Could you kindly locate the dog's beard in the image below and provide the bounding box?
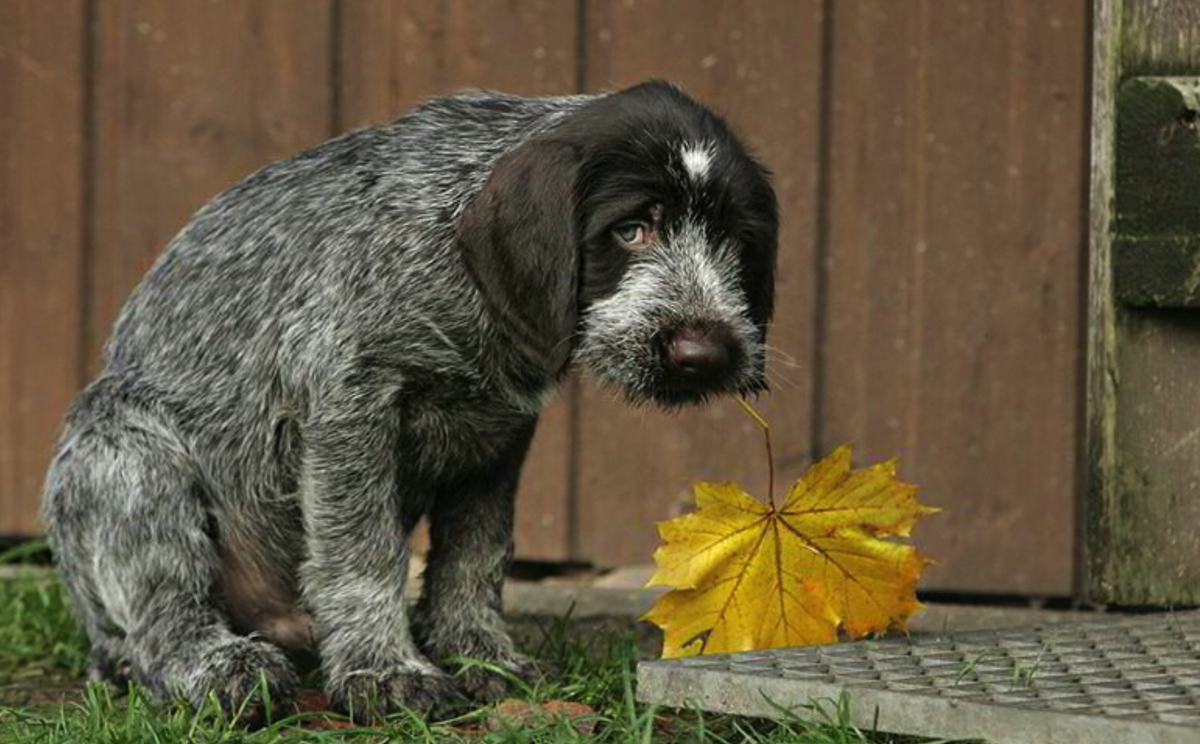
[573,314,767,410]
[576,349,767,409]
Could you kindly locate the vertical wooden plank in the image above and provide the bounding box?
[0,0,85,535]
[1109,311,1200,602]
[816,0,927,496]
[338,0,580,561]
[89,0,333,369]
[574,0,824,566]
[819,0,1087,594]
[1085,0,1122,604]
[1087,0,1200,604]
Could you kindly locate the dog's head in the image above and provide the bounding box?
[460,81,778,407]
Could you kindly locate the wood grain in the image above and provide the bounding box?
[1085,0,1121,603]
[338,0,578,128]
[574,0,825,566]
[1109,311,1200,602]
[0,0,86,535]
[1122,0,1200,75]
[817,0,1087,594]
[338,0,581,560]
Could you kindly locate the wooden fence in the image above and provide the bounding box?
[0,0,1088,596]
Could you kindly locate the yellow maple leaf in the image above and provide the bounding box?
[642,444,939,658]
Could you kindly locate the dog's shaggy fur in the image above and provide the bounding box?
[42,81,778,721]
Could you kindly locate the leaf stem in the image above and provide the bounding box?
[735,396,775,508]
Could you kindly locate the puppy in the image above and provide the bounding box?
[42,81,778,720]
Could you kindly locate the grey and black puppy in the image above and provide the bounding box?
[42,81,778,721]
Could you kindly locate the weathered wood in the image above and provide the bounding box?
[1112,78,1200,308]
[1114,237,1200,307]
[1111,311,1200,602]
[818,0,1086,594]
[574,0,824,566]
[89,0,333,371]
[1087,1,1200,603]
[1116,78,1200,237]
[337,0,581,561]
[1086,0,1123,606]
[1122,0,1200,76]
[0,0,85,535]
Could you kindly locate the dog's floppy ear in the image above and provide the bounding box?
[458,138,580,376]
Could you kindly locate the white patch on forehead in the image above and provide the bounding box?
[680,140,715,183]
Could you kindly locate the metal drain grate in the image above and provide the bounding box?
[637,612,1200,744]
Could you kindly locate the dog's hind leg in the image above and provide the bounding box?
[42,387,295,724]
[413,418,538,702]
[42,501,132,688]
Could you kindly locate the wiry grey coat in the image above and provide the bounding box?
[42,81,778,723]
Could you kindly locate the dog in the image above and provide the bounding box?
[41,80,778,721]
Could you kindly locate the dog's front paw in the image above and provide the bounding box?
[416,623,542,702]
[449,651,541,703]
[190,638,297,728]
[327,662,464,722]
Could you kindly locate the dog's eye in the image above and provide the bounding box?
[613,222,653,248]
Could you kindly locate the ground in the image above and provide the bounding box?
[0,550,973,744]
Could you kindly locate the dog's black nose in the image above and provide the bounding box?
[663,326,734,385]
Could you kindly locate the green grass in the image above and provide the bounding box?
[0,548,965,744]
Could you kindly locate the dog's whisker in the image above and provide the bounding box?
[765,358,801,385]
[766,368,801,392]
[763,344,802,368]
